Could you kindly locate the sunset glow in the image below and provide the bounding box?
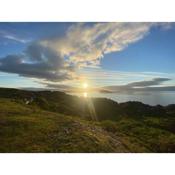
[0,22,175,105]
[1,22,175,154]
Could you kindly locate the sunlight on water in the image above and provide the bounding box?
[83,92,88,98]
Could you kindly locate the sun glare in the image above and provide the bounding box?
[83,92,87,98]
[83,82,88,89]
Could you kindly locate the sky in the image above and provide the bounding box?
[0,22,175,93]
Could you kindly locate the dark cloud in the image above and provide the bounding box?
[40,77,174,93]
[126,78,171,87]
[41,82,74,91]
[0,42,76,82]
[102,78,173,93]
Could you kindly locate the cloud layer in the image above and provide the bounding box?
[102,78,175,93]
[126,78,171,87]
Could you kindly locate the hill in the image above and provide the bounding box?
[0,87,175,152]
[0,97,128,153]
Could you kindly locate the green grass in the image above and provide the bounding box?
[0,98,128,153]
[0,88,175,153]
[99,117,175,152]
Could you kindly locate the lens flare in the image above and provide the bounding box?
[83,92,87,98]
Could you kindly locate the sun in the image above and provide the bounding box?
[83,82,88,89]
[82,82,88,98]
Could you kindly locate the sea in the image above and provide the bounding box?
[69,91,175,106]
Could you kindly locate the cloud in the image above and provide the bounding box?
[126,78,171,87]
[102,78,174,93]
[2,34,30,43]
[41,23,154,67]
[0,23,173,83]
[157,22,174,30]
[42,82,75,91]
[39,77,174,93]
[0,30,31,43]
[0,43,77,82]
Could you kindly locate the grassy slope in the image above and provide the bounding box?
[100,117,175,152]
[0,98,128,153]
[0,88,175,153]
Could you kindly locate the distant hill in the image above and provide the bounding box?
[0,87,173,120]
[0,87,175,152]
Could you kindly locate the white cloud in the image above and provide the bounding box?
[41,23,153,67]
[3,34,30,43]
[0,30,31,43]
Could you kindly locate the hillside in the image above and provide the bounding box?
[0,88,174,120]
[0,88,175,152]
[0,98,128,153]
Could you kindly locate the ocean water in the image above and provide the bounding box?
[69,91,175,106]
